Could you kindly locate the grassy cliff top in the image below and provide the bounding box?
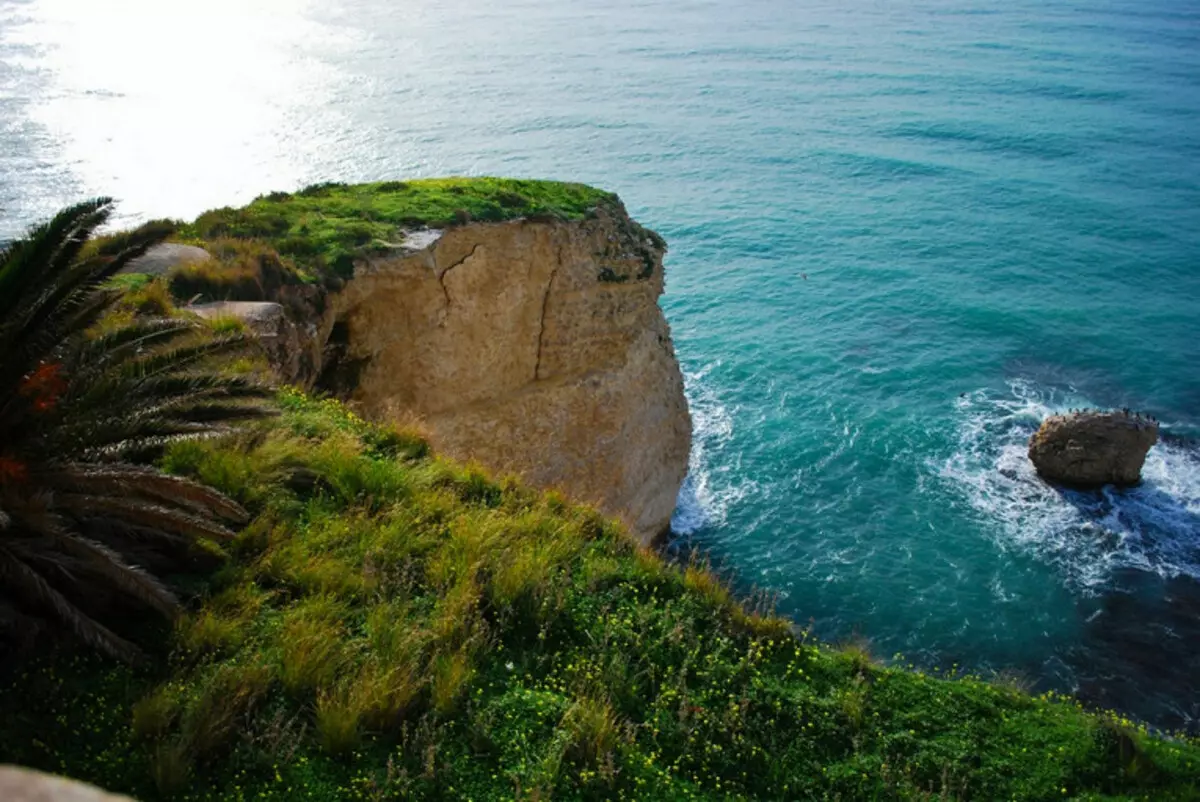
[1,392,1197,801]
[179,178,619,277]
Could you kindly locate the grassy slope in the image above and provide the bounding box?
[1,393,1196,801]
[177,178,618,278]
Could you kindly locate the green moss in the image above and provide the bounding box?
[180,178,619,278]
[1,390,1197,800]
[104,272,153,292]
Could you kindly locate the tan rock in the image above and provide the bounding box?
[0,766,134,801]
[1028,410,1158,488]
[190,300,321,386]
[318,207,691,543]
[123,243,210,276]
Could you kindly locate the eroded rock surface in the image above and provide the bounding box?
[265,206,691,543]
[1028,411,1158,488]
[323,208,689,542]
[191,300,322,386]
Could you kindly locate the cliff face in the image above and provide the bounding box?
[316,206,690,543]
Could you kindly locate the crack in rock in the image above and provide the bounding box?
[437,244,482,311]
[534,266,560,381]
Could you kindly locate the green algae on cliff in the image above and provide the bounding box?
[181,178,619,276]
[1,389,1197,801]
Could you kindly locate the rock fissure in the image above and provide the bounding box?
[437,243,482,310]
[534,266,559,381]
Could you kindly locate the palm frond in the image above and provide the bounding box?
[0,200,274,660]
[56,494,239,542]
[60,419,236,461]
[0,543,142,662]
[0,200,116,380]
[10,502,181,618]
[39,464,249,522]
[65,370,270,415]
[0,198,111,319]
[65,317,198,386]
[1,202,172,393]
[120,332,260,379]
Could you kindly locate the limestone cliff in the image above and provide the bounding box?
[316,205,690,543]
[165,182,691,542]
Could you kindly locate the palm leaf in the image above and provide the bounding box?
[10,503,181,618]
[39,464,249,522]
[0,200,275,661]
[0,544,142,662]
[55,494,239,542]
[0,198,111,318]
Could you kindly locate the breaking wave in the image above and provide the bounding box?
[937,379,1200,591]
[671,363,758,536]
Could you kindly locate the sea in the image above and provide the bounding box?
[2,0,1198,732]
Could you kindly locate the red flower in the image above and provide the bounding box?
[18,362,67,413]
[0,456,27,484]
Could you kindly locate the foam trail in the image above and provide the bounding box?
[671,363,757,535]
[937,379,1200,590]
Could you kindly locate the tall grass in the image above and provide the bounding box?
[3,388,1198,801]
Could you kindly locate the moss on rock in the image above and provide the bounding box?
[180,178,619,278]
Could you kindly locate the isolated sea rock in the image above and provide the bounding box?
[1028,410,1158,488]
[0,766,134,801]
[310,205,691,544]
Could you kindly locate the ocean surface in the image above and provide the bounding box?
[3,0,1199,731]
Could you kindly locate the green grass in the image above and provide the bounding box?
[179,178,619,277]
[1,390,1197,800]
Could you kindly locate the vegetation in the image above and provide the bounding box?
[2,194,1197,799]
[166,238,309,305]
[108,179,619,306]
[1,391,1196,800]
[179,178,618,278]
[0,200,271,661]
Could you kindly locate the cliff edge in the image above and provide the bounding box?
[178,179,691,543]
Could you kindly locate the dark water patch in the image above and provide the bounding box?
[1071,572,1200,733]
[813,149,957,181]
[1004,81,1133,104]
[883,121,1080,160]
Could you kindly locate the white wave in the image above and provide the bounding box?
[671,363,758,535]
[936,379,1200,590]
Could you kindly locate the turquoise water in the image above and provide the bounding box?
[3,0,1199,730]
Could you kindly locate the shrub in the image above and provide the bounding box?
[315,687,362,755]
[0,200,271,660]
[167,239,298,303]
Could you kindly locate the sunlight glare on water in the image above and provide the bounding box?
[1,0,349,228]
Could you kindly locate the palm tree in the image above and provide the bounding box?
[0,199,272,661]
